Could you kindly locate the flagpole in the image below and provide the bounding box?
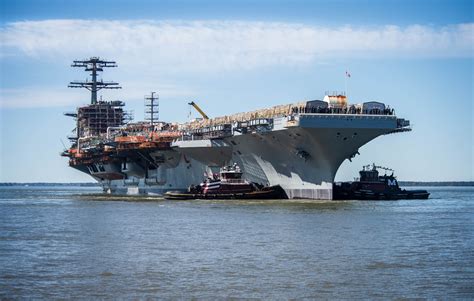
[345,70,348,99]
[345,73,347,98]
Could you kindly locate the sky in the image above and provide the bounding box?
[0,0,472,182]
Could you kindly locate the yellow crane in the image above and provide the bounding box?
[188,101,209,119]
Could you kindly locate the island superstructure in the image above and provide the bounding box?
[62,57,411,199]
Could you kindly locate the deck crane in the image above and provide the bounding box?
[188,101,209,119]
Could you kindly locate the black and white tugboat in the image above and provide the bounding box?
[164,163,287,200]
[333,164,430,200]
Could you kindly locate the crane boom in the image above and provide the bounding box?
[188,101,209,119]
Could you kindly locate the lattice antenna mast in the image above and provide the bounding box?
[68,57,121,104]
[145,92,159,125]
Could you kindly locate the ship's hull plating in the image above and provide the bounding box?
[72,114,404,200]
[174,114,402,199]
[72,149,207,195]
[229,127,392,199]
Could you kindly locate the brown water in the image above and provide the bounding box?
[1,186,473,298]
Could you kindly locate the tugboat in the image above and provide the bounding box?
[164,163,287,200]
[333,164,430,200]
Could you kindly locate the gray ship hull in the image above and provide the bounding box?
[73,150,207,195]
[71,114,407,200]
[173,114,407,199]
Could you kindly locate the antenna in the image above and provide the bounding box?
[68,57,121,104]
[145,92,159,125]
[60,138,67,150]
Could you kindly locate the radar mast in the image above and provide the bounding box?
[145,92,159,125]
[68,57,121,104]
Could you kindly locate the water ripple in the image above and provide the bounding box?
[0,186,473,299]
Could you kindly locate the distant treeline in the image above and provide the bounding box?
[0,183,100,187]
[399,181,474,187]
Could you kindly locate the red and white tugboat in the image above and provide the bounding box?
[164,163,287,200]
[333,164,430,200]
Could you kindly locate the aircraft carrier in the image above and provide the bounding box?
[62,57,411,199]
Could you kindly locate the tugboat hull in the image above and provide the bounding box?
[164,185,287,200]
[333,188,430,200]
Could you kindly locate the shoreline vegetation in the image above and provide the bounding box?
[0,182,473,187]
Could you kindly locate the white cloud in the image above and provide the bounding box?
[1,20,473,72]
[1,20,472,108]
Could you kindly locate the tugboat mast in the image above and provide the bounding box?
[68,57,121,104]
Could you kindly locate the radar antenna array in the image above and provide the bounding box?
[145,92,159,125]
[68,57,121,104]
